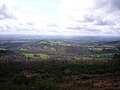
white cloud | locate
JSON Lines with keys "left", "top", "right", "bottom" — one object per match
{"left": 0, "top": 0, "right": 120, "bottom": 36}
{"left": 59, "top": 0, "right": 120, "bottom": 36}
{"left": 0, "top": 0, "right": 16, "bottom": 19}
{"left": 0, "top": 0, "right": 61, "bottom": 35}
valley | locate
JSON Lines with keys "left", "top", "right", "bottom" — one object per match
{"left": 0, "top": 36, "right": 120, "bottom": 90}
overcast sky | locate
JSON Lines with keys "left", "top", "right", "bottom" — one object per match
{"left": 0, "top": 0, "right": 120, "bottom": 36}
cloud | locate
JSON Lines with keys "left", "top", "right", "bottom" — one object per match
{"left": 0, "top": 0, "right": 120, "bottom": 36}
{"left": 107, "top": 0, "right": 120, "bottom": 11}
{"left": 0, "top": 0, "right": 61, "bottom": 35}
{"left": 58, "top": 0, "right": 120, "bottom": 35}
{"left": 0, "top": 0, "right": 16, "bottom": 19}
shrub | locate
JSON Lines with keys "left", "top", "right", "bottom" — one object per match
{"left": 5, "top": 74, "right": 58, "bottom": 90}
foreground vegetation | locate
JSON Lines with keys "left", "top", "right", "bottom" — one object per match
{"left": 0, "top": 53, "right": 120, "bottom": 90}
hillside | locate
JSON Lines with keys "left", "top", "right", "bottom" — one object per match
{"left": 0, "top": 36, "right": 120, "bottom": 90}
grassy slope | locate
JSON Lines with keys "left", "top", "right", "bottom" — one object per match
{"left": 23, "top": 53, "right": 34, "bottom": 58}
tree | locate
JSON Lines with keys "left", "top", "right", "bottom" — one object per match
{"left": 112, "top": 53, "right": 120, "bottom": 67}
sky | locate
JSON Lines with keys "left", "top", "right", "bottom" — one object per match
{"left": 0, "top": 0, "right": 120, "bottom": 36}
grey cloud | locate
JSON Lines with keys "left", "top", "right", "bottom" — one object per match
{"left": 95, "top": 0, "right": 120, "bottom": 13}
{"left": 67, "top": 25, "right": 101, "bottom": 33}
{"left": 67, "top": 14, "right": 115, "bottom": 26}
{"left": 111, "top": 0, "right": 120, "bottom": 11}
{"left": 67, "top": 26, "right": 83, "bottom": 30}
{"left": 94, "top": 18, "right": 115, "bottom": 26}
{"left": 67, "top": 15, "right": 95, "bottom": 23}
{"left": 0, "top": 2, "right": 16, "bottom": 19}
{"left": 85, "top": 28, "right": 101, "bottom": 32}
{"left": 83, "top": 15, "right": 95, "bottom": 22}
{"left": 83, "top": 15, "right": 115, "bottom": 25}
{"left": 27, "top": 22, "right": 35, "bottom": 25}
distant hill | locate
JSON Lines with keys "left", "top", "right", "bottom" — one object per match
{"left": 0, "top": 50, "right": 26, "bottom": 63}
{"left": 103, "top": 41, "right": 120, "bottom": 49}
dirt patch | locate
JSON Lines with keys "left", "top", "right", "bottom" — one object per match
{"left": 23, "top": 72, "right": 39, "bottom": 78}
{"left": 59, "top": 75, "right": 120, "bottom": 90}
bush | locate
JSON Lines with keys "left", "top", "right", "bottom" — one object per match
{"left": 112, "top": 54, "right": 120, "bottom": 67}
{"left": 5, "top": 74, "right": 58, "bottom": 90}
{"left": 108, "top": 53, "right": 120, "bottom": 73}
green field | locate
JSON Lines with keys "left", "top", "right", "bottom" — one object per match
{"left": 89, "top": 47, "right": 103, "bottom": 51}
{"left": 19, "top": 48, "right": 28, "bottom": 51}
{"left": 39, "top": 41, "right": 49, "bottom": 44}
{"left": 74, "top": 56, "right": 93, "bottom": 61}
{"left": 23, "top": 53, "right": 34, "bottom": 58}
{"left": 95, "top": 53, "right": 115, "bottom": 58}
{"left": 0, "top": 48, "right": 6, "bottom": 50}
{"left": 43, "top": 46, "right": 48, "bottom": 49}
{"left": 39, "top": 54, "right": 48, "bottom": 60}
{"left": 50, "top": 48, "right": 56, "bottom": 53}
{"left": 49, "top": 41, "right": 69, "bottom": 46}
